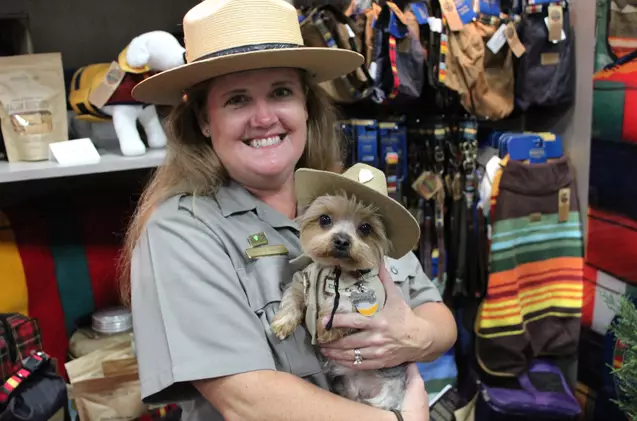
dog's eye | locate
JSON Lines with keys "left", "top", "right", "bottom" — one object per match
{"left": 359, "top": 223, "right": 372, "bottom": 235}
{"left": 318, "top": 214, "right": 332, "bottom": 227}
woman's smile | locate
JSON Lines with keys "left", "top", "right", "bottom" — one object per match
{"left": 243, "top": 133, "right": 289, "bottom": 149}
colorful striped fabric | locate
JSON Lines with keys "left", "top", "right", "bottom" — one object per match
{"left": 0, "top": 193, "right": 136, "bottom": 378}
{"left": 587, "top": 206, "right": 637, "bottom": 285}
{"left": 475, "top": 157, "right": 584, "bottom": 377}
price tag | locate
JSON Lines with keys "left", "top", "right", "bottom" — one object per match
{"left": 428, "top": 17, "right": 443, "bottom": 33}
{"left": 547, "top": 4, "right": 563, "bottom": 43}
{"left": 48, "top": 138, "right": 101, "bottom": 166}
{"left": 412, "top": 171, "right": 444, "bottom": 200}
{"left": 440, "top": 0, "right": 464, "bottom": 31}
{"left": 486, "top": 24, "right": 507, "bottom": 54}
{"left": 505, "top": 22, "right": 526, "bottom": 57}
{"left": 88, "top": 61, "right": 126, "bottom": 108}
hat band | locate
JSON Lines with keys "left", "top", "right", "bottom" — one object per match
{"left": 192, "top": 42, "right": 302, "bottom": 62}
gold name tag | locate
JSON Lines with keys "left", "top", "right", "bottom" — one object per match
{"left": 245, "top": 245, "right": 289, "bottom": 259}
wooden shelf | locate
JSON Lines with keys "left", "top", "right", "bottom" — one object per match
{"left": 0, "top": 148, "right": 165, "bottom": 183}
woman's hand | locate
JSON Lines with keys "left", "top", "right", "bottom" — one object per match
{"left": 319, "top": 263, "right": 434, "bottom": 370}
{"left": 400, "top": 363, "right": 429, "bottom": 421}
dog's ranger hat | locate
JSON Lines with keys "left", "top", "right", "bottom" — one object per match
{"left": 295, "top": 163, "right": 421, "bottom": 259}
{"left": 131, "top": 0, "right": 364, "bottom": 106}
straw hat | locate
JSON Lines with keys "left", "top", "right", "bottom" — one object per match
{"left": 131, "top": 0, "right": 364, "bottom": 105}
{"left": 295, "top": 163, "right": 420, "bottom": 259}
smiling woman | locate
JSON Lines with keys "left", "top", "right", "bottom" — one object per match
{"left": 204, "top": 69, "right": 310, "bottom": 191}
{"left": 117, "top": 1, "right": 455, "bottom": 421}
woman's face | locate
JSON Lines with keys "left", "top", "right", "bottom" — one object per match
{"left": 204, "top": 68, "right": 308, "bottom": 189}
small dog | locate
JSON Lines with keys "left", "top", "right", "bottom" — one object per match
{"left": 271, "top": 190, "right": 407, "bottom": 410}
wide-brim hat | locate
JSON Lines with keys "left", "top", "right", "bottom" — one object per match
{"left": 131, "top": 0, "right": 364, "bottom": 106}
{"left": 295, "top": 163, "right": 420, "bottom": 259}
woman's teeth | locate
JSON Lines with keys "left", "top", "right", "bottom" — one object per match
{"left": 248, "top": 135, "right": 284, "bottom": 148}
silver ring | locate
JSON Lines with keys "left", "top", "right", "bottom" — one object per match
{"left": 354, "top": 348, "right": 363, "bottom": 365}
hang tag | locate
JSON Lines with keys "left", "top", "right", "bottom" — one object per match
{"left": 440, "top": 0, "right": 464, "bottom": 31}
{"left": 504, "top": 22, "right": 526, "bottom": 57}
{"left": 558, "top": 188, "right": 570, "bottom": 222}
{"left": 428, "top": 17, "right": 443, "bottom": 33}
{"left": 351, "top": 290, "right": 379, "bottom": 317}
{"left": 88, "top": 61, "right": 126, "bottom": 108}
{"left": 412, "top": 171, "right": 443, "bottom": 200}
{"left": 451, "top": 173, "right": 463, "bottom": 201}
{"left": 544, "top": 17, "right": 566, "bottom": 43}
{"left": 546, "top": 4, "right": 563, "bottom": 43}
{"left": 486, "top": 24, "right": 507, "bottom": 54}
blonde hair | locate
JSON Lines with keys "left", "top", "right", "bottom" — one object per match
{"left": 118, "top": 70, "right": 345, "bottom": 306}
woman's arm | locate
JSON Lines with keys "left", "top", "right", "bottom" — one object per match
{"left": 194, "top": 370, "right": 399, "bottom": 421}
{"left": 409, "top": 301, "right": 458, "bottom": 362}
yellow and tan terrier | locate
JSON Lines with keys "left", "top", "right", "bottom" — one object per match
{"left": 271, "top": 163, "right": 421, "bottom": 411}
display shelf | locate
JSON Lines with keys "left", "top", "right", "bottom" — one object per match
{"left": 0, "top": 148, "right": 165, "bottom": 183}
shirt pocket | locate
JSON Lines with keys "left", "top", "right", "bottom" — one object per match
{"left": 240, "top": 255, "right": 322, "bottom": 378}
{"left": 384, "top": 256, "right": 414, "bottom": 301}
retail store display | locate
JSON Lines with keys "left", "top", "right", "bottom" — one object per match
{"left": 0, "top": 0, "right": 607, "bottom": 419}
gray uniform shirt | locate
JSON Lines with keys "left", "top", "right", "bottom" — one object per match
{"left": 131, "top": 180, "right": 442, "bottom": 421}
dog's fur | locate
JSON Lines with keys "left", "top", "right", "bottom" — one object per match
{"left": 271, "top": 191, "right": 407, "bottom": 410}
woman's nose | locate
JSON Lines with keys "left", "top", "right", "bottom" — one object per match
{"left": 250, "top": 99, "right": 277, "bottom": 127}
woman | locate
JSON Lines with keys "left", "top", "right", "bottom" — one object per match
{"left": 119, "top": 0, "right": 458, "bottom": 420}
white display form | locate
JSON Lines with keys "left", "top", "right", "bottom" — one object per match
{"left": 0, "top": 148, "right": 165, "bottom": 183}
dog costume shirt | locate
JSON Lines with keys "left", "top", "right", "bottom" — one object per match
{"left": 289, "top": 255, "right": 387, "bottom": 345}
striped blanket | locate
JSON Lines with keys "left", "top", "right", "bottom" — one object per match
{"left": 475, "top": 157, "right": 585, "bottom": 377}
{"left": 0, "top": 194, "right": 135, "bottom": 378}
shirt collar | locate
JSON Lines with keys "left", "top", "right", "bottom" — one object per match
{"left": 216, "top": 180, "right": 299, "bottom": 231}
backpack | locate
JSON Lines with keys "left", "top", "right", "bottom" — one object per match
{"left": 0, "top": 314, "right": 43, "bottom": 383}
{"left": 514, "top": 0, "right": 576, "bottom": 110}
{"left": 475, "top": 360, "right": 581, "bottom": 421}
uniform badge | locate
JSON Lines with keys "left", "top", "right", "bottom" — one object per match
{"left": 350, "top": 290, "right": 378, "bottom": 317}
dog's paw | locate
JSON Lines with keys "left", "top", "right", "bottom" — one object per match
{"left": 270, "top": 313, "right": 299, "bottom": 340}
{"left": 316, "top": 323, "right": 349, "bottom": 344}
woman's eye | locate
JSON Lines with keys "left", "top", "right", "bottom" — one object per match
{"left": 319, "top": 214, "right": 332, "bottom": 227}
{"left": 358, "top": 223, "right": 372, "bottom": 235}
{"left": 225, "top": 95, "right": 249, "bottom": 107}
{"left": 272, "top": 87, "right": 293, "bottom": 98}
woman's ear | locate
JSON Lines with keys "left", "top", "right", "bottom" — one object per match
{"left": 195, "top": 104, "right": 210, "bottom": 137}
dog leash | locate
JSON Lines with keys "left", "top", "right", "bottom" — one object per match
{"left": 325, "top": 266, "right": 342, "bottom": 330}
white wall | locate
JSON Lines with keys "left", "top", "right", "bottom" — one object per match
{"left": 0, "top": 0, "right": 198, "bottom": 69}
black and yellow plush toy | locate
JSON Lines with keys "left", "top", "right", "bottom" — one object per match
{"left": 68, "top": 30, "right": 185, "bottom": 156}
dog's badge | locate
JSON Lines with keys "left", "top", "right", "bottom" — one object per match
{"left": 351, "top": 290, "right": 378, "bottom": 317}
{"left": 358, "top": 169, "right": 374, "bottom": 184}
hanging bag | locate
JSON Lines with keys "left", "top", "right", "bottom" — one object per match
{"left": 369, "top": 1, "right": 426, "bottom": 105}
{"left": 515, "top": 0, "right": 575, "bottom": 111}
{"left": 299, "top": 4, "right": 374, "bottom": 103}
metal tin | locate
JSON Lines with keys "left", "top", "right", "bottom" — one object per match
{"left": 92, "top": 307, "right": 133, "bottom": 335}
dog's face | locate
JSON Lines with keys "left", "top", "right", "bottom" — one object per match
{"left": 297, "top": 191, "right": 390, "bottom": 271}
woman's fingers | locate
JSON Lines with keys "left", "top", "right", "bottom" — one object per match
{"left": 322, "top": 313, "right": 374, "bottom": 331}
{"left": 320, "top": 330, "right": 384, "bottom": 350}
{"left": 321, "top": 344, "right": 385, "bottom": 362}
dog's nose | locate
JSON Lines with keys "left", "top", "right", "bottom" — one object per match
{"left": 332, "top": 233, "right": 351, "bottom": 251}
